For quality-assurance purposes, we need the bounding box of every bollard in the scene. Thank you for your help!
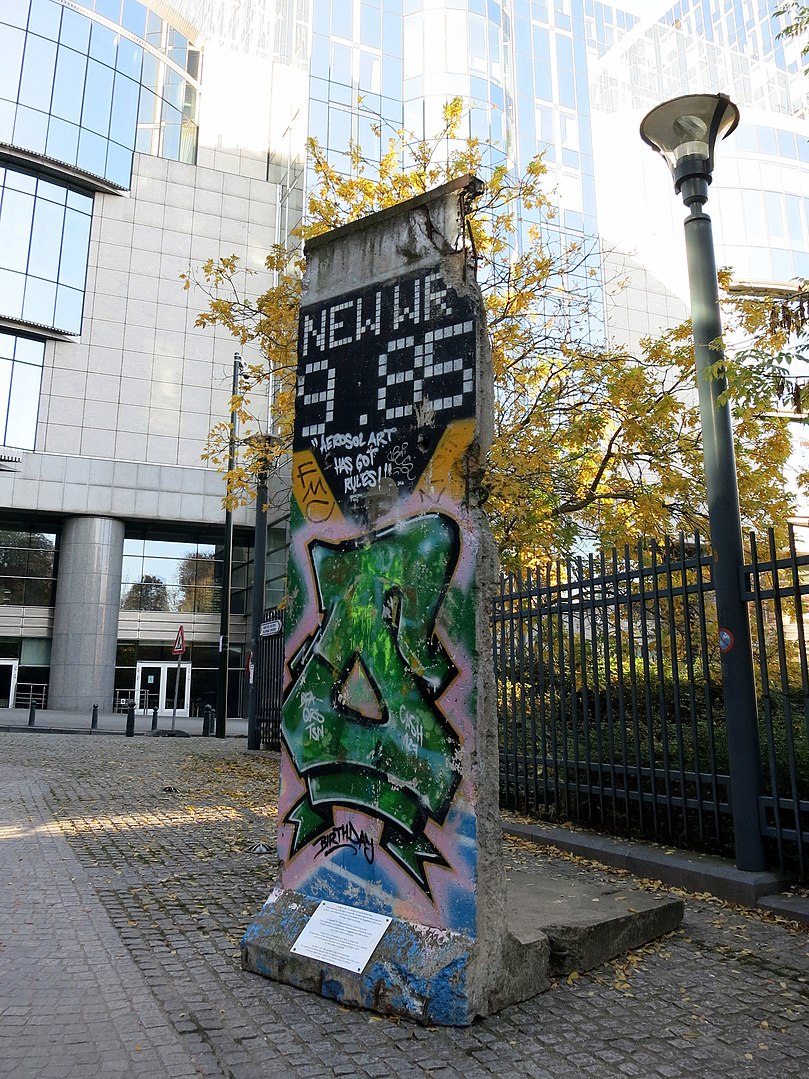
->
[91,704,98,730]
[28,701,36,727]
[151,706,158,731]
[202,704,212,737]
[125,702,135,738]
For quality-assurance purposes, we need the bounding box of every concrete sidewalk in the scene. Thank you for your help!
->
[0,706,248,738]
[1,732,807,1078]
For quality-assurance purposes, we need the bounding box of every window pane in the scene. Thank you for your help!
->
[22,275,57,325]
[6,359,42,449]
[0,187,36,272]
[104,141,133,187]
[89,22,117,68]
[13,104,48,153]
[77,126,107,174]
[51,44,87,124]
[53,285,83,333]
[1,0,31,31]
[110,72,139,146]
[13,336,44,365]
[0,26,25,102]
[82,59,114,135]
[20,34,57,113]
[116,36,143,80]
[46,115,80,164]
[28,197,63,279]
[0,268,25,320]
[28,0,62,40]
[59,7,91,53]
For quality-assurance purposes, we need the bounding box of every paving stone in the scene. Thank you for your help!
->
[1,732,808,1078]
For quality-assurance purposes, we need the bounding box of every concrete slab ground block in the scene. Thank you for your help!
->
[757,892,809,926]
[504,822,794,906]
[506,870,684,977]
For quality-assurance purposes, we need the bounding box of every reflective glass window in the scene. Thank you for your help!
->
[1,1,194,182]
[0,331,45,451]
[1,1,32,31]
[20,34,57,113]
[121,0,147,38]
[82,58,115,135]
[13,105,48,153]
[89,21,118,67]
[0,100,14,142]
[0,26,25,101]
[51,45,86,124]
[60,7,91,53]
[0,168,91,334]
[28,0,63,39]
[46,115,80,164]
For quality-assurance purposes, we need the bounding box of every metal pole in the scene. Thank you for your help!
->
[681,188,766,872]
[247,462,269,751]
[170,652,181,733]
[216,354,242,739]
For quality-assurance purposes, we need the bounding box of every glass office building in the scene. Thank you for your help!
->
[1,0,807,712]
[0,0,293,715]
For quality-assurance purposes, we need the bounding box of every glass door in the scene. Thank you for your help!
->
[134,662,191,717]
[0,660,18,708]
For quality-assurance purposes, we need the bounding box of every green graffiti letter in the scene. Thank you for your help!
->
[282,513,462,893]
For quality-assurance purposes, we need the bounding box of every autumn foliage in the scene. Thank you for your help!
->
[185,99,802,568]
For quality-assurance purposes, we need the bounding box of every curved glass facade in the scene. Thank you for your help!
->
[0,0,202,349]
[0,0,201,188]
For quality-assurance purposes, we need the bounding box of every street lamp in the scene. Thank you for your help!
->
[640,93,766,872]
[245,433,277,752]
[216,353,243,739]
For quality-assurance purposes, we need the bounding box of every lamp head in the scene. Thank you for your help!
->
[640,93,739,202]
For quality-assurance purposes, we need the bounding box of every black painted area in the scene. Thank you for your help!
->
[294,267,476,512]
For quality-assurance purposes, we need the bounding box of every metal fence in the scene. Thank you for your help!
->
[255,606,285,750]
[494,526,809,878]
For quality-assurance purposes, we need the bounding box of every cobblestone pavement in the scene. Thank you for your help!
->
[1,733,807,1078]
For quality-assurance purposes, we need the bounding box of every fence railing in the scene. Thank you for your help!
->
[494,526,809,879]
[255,606,284,750]
[14,682,48,708]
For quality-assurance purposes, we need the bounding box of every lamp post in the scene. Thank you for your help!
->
[640,93,766,872]
[246,434,275,752]
[216,353,242,739]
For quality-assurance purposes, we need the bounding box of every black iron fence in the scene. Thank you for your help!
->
[255,606,285,750]
[494,526,809,878]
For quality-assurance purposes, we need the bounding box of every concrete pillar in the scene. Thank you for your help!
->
[49,516,125,712]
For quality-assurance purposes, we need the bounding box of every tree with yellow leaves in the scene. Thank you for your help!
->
[185,99,798,569]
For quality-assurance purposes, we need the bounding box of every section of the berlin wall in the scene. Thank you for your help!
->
[242,175,548,1025]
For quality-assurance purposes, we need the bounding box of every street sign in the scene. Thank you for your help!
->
[260,619,282,637]
[172,625,186,655]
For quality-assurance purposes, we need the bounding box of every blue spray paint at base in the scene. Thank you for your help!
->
[241,888,476,1026]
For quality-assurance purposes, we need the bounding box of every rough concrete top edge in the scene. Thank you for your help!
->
[303,174,485,255]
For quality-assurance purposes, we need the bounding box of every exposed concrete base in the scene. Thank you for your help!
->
[504,822,794,906]
[506,869,684,977]
[242,872,684,1024]
[241,888,550,1026]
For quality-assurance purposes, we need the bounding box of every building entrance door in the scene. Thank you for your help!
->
[134,661,191,717]
[0,660,18,708]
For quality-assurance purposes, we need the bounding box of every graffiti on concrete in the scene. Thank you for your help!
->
[314,821,375,864]
[283,513,461,894]
[279,265,480,926]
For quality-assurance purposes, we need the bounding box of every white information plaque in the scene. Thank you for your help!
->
[290,901,392,974]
